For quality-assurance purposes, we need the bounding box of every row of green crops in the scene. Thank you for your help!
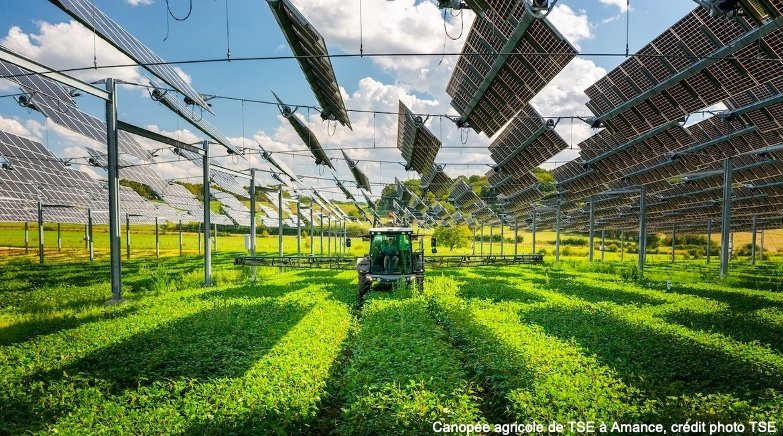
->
[425,266,783,425]
[0,261,354,434]
[337,288,485,433]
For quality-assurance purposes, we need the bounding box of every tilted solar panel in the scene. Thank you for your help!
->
[447,6,576,136]
[397,101,442,174]
[489,104,568,174]
[333,175,356,201]
[267,0,351,129]
[49,0,212,113]
[0,60,75,108]
[149,80,239,154]
[274,93,334,169]
[85,147,169,195]
[341,150,371,192]
[420,164,453,197]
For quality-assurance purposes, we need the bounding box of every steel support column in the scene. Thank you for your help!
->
[88,208,94,262]
[310,200,314,256]
[638,186,647,276]
[155,217,160,258]
[178,219,183,257]
[588,199,595,262]
[720,158,732,277]
[480,224,484,256]
[37,201,44,264]
[296,197,301,256]
[278,186,283,264]
[671,224,676,263]
[514,220,519,257]
[57,223,61,252]
[555,198,562,262]
[532,210,537,254]
[752,216,758,265]
[706,220,712,264]
[106,78,122,303]
[601,229,605,261]
[500,220,505,256]
[249,169,256,255]
[202,141,212,287]
[125,213,131,260]
[489,225,494,256]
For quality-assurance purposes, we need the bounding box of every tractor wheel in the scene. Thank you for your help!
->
[416,275,425,293]
[358,273,372,300]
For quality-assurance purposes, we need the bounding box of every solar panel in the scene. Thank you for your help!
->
[172,148,249,198]
[489,104,568,175]
[273,93,334,169]
[585,6,783,136]
[85,147,169,195]
[333,175,356,201]
[361,190,376,210]
[396,177,415,206]
[213,190,251,226]
[447,6,577,136]
[397,101,441,174]
[256,143,300,185]
[149,80,239,154]
[267,0,351,129]
[0,59,76,108]
[49,0,212,113]
[449,179,483,213]
[21,92,151,161]
[420,164,454,197]
[341,150,371,192]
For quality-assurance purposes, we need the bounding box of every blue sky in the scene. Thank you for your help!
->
[0,0,699,199]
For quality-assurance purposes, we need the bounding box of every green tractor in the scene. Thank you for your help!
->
[356,226,435,299]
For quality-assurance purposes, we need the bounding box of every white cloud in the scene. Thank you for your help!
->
[1,21,145,85]
[548,5,592,50]
[126,0,154,5]
[0,114,37,140]
[599,0,629,13]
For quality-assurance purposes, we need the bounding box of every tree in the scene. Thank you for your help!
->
[433,225,472,252]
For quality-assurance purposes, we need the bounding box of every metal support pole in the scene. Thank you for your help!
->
[296,197,301,255]
[249,169,256,255]
[178,219,183,257]
[500,221,504,256]
[198,222,201,255]
[601,229,605,262]
[202,140,212,287]
[88,208,94,262]
[37,201,44,264]
[761,229,765,262]
[125,213,131,260]
[588,199,595,262]
[514,220,519,257]
[57,223,61,252]
[472,227,476,255]
[106,78,122,303]
[671,224,676,263]
[532,210,537,255]
[638,186,647,276]
[489,225,494,257]
[83,223,87,250]
[706,220,712,264]
[620,229,624,261]
[155,217,160,258]
[480,224,484,256]
[555,198,562,262]
[320,214,324,255]
[330,216,334,256]
[751,216,758,266]
[343,221,347,256]
[213,223,217,251]
[24,222,28,254]
[720,158,732,277]
[309,200,314,256]
[278,186,283,263]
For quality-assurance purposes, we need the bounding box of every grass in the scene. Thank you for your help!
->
[1,249,783,432]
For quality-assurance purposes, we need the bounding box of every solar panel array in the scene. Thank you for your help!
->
[420,164,454,197]
[267,0,351,129]
[85,147,169,195]
[489,104,568,175]
[585,4,783,137]
[213,191,251,226]
[172,148,249,198]
[49,0,213,113]
[446,3,577,136]
[397,101,441,174]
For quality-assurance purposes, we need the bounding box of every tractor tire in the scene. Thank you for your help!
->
[416,275,425,293]
[358,273,372,300]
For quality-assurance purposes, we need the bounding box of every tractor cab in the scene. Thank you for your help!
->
[357,227,425,298]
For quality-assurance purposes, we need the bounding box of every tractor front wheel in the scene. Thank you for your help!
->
[358,273,372,300]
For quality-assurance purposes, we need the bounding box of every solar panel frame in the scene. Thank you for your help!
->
[267,0,351,129]
[397,101,442,174]
[48,0,212,113]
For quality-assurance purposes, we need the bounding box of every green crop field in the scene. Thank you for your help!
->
[1,246,782,433]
